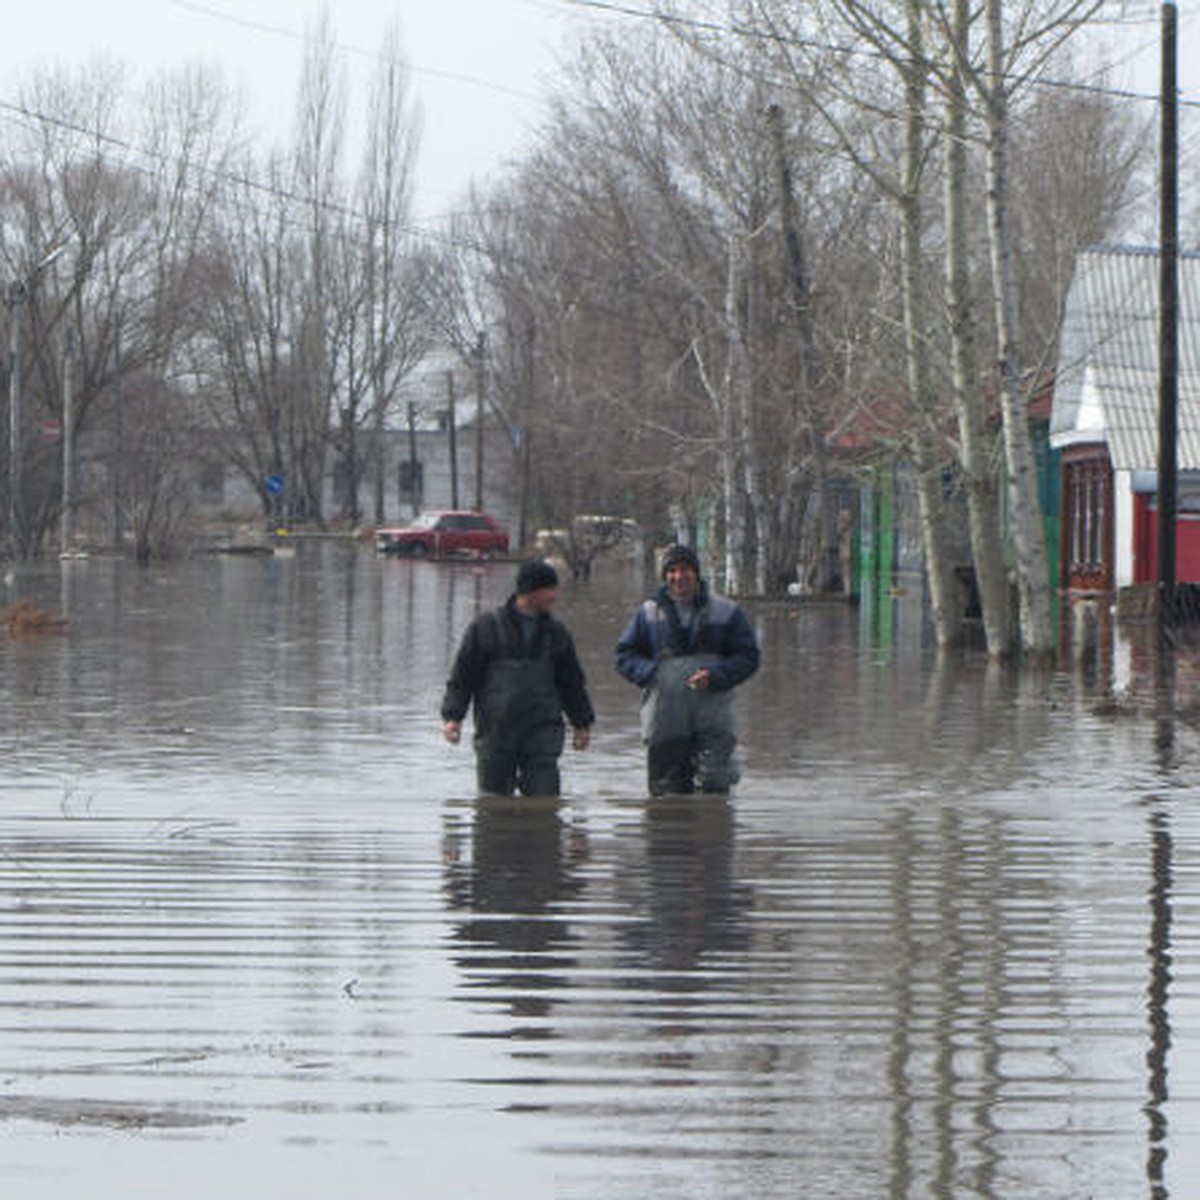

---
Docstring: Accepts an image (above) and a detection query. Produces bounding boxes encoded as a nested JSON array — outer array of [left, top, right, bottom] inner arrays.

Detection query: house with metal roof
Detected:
[[1050, 244, 1200, 592]]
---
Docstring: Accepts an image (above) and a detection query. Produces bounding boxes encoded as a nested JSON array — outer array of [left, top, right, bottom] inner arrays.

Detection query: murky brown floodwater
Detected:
[[1, 542, 1199, 1198]]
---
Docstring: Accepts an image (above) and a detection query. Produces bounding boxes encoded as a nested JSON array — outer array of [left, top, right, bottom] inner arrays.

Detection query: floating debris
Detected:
[[2, 598, 68, 637]]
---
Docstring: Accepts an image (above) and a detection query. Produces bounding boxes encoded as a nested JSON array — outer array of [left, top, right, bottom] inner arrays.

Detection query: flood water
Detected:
[[2, 542, 1200, 1199]]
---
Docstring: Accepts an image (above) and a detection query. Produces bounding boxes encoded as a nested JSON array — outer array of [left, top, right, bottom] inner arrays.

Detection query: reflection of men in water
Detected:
[[442, 558, 595, 797], [442, 798, 589, 1018], [633, 797, 750, 973], [616, 545, 759, 796]]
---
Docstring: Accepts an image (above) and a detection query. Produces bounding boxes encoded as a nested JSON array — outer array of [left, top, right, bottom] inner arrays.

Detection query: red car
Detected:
[[375, 510, 510, 558]]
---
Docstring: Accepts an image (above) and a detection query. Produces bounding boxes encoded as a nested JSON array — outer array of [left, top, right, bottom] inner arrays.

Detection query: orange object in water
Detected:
[[2, 598, 68, 636]]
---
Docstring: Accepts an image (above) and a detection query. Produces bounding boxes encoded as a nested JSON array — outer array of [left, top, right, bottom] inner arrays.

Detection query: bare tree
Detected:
[[289, 6, 345, 522], [192, 151, 299, 519], [117, 373, 204, 562], [1008, 64, 1148, 378], [357, 20, 431, 526], [942, 0, 1013, 651], [974, 0, 1104, 655], [897, 0, 960, 643], [738, 0, 1140, 649], [1, 59, 242, 557], [515, 32, 876, 593]]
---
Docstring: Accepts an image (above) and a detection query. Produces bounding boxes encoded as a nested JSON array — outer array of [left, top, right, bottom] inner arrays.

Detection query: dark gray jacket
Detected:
[[442, 596, 595, 738]]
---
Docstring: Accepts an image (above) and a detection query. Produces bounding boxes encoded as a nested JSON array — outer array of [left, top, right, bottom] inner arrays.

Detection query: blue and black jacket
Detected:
[[614, 581, 760, 691]]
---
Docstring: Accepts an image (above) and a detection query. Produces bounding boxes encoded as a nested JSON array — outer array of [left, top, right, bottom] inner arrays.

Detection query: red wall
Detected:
[[1133, 494, 1200, 583]]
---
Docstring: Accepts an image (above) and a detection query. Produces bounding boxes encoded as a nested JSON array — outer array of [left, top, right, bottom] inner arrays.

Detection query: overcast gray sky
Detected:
[[0, 1, 1194, 225], [0, 0, 598, 223]]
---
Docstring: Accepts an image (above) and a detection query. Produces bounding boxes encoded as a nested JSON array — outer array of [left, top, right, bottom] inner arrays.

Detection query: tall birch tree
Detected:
[[898, 0, 958, 644], [943, 0, 1012, 653], [744, 0, 966, 637], [291, 6, 345, 522], [968, 0, 1103, 655], [359, 20, 426, 526]]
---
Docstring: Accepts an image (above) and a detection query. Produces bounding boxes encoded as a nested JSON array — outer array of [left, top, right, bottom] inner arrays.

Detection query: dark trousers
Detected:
[[476, 724, 564, 797], [647, 730, 737, 797]]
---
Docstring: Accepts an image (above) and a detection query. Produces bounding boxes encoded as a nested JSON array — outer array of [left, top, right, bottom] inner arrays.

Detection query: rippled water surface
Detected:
[[2, 544, 1200, 1198]]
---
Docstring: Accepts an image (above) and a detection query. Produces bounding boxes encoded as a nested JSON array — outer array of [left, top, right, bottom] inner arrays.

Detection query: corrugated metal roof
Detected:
[[1052, 244, 1200, 470]]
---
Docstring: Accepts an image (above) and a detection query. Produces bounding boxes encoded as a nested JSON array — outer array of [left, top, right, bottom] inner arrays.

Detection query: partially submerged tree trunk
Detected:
[[768, 104, 840, 596], [945, 0, 1012, 656], [721, 232, 752, 596], [899, 0, 957, 645], [981, 0, 1055, 656]]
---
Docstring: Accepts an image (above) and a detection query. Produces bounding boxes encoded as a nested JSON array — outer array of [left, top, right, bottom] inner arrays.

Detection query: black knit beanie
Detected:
[[515, 558, 560, 594], [661, 544, 701, 577]]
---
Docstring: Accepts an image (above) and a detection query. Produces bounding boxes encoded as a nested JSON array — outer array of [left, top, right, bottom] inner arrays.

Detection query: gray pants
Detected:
[[475, 723, 565, 797], [475, 654, 565, 797], [642, 656, 738, 796], [647, 730, 737, 796]]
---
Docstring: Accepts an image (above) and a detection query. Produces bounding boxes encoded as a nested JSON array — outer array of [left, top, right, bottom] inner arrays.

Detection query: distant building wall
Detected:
[[63, 396, 521, 547], [174, 417, 521, 532], [378, 421, 519, 531]]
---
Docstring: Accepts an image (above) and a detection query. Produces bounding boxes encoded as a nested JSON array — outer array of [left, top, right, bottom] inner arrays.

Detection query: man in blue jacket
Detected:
[[616, 545, 759, 796]]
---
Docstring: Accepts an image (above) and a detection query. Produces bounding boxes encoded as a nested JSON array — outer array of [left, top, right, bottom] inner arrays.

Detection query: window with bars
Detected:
[[1064, 455, 1111, 587]]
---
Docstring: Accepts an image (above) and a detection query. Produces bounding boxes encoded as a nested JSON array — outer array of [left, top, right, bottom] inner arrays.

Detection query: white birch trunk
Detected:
[[722, 234, 747, 595], [899, 0, 956, 644], [983, 0, 1055, 656], [362, 21, 419, 527], [736, 232, 770, 596], [945, 0, 1013, 656]]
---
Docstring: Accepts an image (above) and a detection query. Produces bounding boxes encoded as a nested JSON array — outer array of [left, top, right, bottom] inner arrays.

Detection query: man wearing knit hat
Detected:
[[616, 544, 759, 796], [441, 558, 594, 797]]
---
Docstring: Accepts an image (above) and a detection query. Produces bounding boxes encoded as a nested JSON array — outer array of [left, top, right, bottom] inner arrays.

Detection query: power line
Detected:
[[563, 0, 1200, 110], [0, 0, 1192, 258], [163, 0, 546, 102], [0, 85, 450, 256]]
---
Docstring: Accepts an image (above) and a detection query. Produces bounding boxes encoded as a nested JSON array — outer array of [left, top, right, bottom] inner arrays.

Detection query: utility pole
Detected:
[[1157, 1, 1178, 633], [60, 331, 75, 557], [474, 331, 486, 512], [406, 401, 421, 518], [6, 243, 70, 560], [447, 369, 459, 510], [112, 310, 124, 551], [6, 280, 24, 559]]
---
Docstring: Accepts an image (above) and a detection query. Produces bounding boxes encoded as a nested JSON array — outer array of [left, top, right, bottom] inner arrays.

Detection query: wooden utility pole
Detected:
[[768, 104, 840, 594], [1157, 1, 1178, 630], [447, 370, 459, 510], [6, 281, 23, 558], [406, 401, 421, 518], [60, 332, 75, 556], [112, 312, 124, 551], [474, 331, 486, 512]]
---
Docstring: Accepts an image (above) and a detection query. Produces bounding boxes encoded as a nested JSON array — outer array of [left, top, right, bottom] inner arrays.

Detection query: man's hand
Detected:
[[572, 726, 591, 751], [443, 719, 462, 744], [687, 668, 711, 690]]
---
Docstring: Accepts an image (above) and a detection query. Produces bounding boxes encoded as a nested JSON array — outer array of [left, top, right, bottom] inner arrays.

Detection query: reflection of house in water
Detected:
[[442, 798, 589, 1018], [1057, 585, 1200, 705]]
